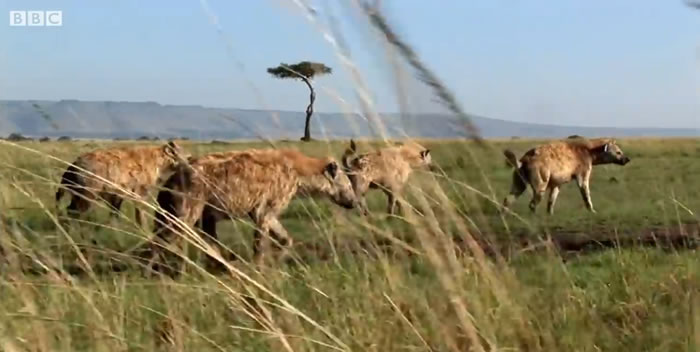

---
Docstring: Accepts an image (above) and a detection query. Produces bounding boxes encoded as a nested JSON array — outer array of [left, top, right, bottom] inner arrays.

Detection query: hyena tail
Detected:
[[55, 164, 81, 208], [503, 149, 521, 169]]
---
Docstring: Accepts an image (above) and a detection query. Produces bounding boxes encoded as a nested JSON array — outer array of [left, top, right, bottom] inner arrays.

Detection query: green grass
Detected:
[[0, 138, 697, 351]]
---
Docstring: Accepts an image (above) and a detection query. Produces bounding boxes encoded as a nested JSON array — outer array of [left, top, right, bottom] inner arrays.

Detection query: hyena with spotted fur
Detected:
[[341, 139, 432, 215], [55, 141, 191, 226], [503, 138, 631, 214], [150, 148, 357, 267]]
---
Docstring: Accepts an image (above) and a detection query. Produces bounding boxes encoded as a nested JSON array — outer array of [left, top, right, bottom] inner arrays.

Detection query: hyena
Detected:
[[55, 141, 191, 226], [502, 138, 631, 214], [150, 148, 357, 267], [341, 139, 432, 215]]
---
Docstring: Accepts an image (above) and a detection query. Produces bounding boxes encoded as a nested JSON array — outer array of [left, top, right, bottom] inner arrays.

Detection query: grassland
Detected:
[[0, 138, 697, 351]]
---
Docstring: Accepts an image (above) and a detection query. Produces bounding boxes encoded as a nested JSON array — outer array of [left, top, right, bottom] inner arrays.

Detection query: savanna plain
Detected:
[[0, 137, 697, 351]]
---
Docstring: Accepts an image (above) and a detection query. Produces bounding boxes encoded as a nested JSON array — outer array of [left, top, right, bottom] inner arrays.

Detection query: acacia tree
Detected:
[[267, 61, 332, 141]]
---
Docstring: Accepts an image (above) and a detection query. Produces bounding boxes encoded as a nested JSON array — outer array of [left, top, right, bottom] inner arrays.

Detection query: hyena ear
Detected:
[[325, 161, 339, 179], [349, 139, 357, 153], [420, 149, 431, 159], [164, 141, 178, 157]]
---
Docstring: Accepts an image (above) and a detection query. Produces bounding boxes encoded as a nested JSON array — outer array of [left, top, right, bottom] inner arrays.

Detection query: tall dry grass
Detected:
[[0, 1, 697, 351]]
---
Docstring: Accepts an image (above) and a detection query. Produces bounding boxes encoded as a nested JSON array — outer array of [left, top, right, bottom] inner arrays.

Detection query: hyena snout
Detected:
[[613, 154, 631, 165], [325, 162, 358, 210], [335, 185, 358, 209]]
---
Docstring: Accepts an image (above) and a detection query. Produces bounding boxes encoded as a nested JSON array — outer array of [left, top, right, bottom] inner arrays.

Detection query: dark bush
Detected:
[[57, 136, 72, 142], [7, 133, 32, 141], [39, 136, 51, 142]]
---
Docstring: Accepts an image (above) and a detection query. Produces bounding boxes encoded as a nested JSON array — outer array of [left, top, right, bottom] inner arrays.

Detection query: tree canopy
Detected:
[[267, 61, 332, 80]]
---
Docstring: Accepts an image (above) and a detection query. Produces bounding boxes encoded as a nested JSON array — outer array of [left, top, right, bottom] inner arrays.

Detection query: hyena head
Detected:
[[418, 149, 433, 167], [401, 141, 433, 169], [300, 160, 357, 209], [593, 140, 631, 166]]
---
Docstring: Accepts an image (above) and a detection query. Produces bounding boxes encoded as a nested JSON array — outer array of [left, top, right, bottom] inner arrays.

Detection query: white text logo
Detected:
[[9, 11, 62, 27]]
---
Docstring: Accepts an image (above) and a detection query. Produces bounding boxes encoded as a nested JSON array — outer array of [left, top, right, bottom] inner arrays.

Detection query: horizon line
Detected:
[[1, 98, 697, 131]]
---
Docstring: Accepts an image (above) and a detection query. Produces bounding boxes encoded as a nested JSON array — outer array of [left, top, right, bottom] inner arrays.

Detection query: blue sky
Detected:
[[1, 0, 698, 128]]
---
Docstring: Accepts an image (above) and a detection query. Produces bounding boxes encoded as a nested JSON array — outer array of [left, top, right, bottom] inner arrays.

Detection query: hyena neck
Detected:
[[591, 153, 616, 166], [295, 176, 324, 199], [154, 154, 181, 183], [276, 150, 329, 178], [571, 138, 610, 165], [587, 140, 612, 165]]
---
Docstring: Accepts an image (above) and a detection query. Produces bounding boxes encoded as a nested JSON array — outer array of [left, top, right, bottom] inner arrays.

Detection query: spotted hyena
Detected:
[[503, 137, 631, 214], [149, 148, 357, 268], [341, 139, 432, 215], [55, 141, 191, 226]]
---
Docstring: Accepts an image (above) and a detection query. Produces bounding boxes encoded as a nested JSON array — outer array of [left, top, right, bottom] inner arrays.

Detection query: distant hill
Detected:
[[0, 100, 697, 140]]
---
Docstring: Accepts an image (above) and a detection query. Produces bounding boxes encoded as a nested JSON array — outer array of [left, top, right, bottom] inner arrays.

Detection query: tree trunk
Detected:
[[301, 78, 315, 142]]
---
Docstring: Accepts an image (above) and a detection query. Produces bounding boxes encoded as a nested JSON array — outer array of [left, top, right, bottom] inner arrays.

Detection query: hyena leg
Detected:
[[529, 192, 543, 213], [60, 194, 91, 230], [133, 207, 146, 228], [267, 217, 293, 259], [200, 207, 232, 271], [201, 206, 234, 260], [103, 193, 123, 219], [354, 180, 371, 216], [66, 191, 92, 221], [547, 186, 560, 215], [529, 173, 549, 213], [133, 189, 150, 228], [250, 212, 271, 265], [147, 200, 203, 275], [383, 188, 404, 216], [385, 190, 398, 215], [200, 206, 219, 243], [576, 172, 596, 213], [358, 196, 370, 216], [252, 215, 291, 265], [252, 227, 269, 265], [503, 170, 527, 208]]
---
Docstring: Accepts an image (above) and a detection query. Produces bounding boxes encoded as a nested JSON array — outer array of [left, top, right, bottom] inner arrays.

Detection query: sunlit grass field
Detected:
[[0, 138, 697, 351]]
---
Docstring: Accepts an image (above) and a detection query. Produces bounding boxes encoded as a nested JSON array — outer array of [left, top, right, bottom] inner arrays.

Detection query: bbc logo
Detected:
[[9, 11, 62, 27]]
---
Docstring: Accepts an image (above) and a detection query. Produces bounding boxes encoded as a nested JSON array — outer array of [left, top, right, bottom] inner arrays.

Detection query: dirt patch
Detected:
[[4, 224, 698, 278], [471, 223, 700, 261]]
